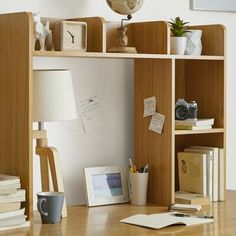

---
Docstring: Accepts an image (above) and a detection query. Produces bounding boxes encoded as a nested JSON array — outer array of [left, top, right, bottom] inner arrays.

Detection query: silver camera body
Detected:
[[175, 99, 198, 120]]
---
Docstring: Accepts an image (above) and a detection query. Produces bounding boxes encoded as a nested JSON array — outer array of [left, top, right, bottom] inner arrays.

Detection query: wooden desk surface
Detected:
[[1, 191, 236, 236]]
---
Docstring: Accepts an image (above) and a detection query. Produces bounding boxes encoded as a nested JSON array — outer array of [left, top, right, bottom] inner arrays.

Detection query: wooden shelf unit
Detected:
[[0, 12, 226, 220]]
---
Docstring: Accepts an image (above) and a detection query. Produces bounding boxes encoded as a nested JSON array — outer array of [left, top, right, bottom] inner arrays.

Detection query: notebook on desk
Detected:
[[120, 212, 213, 230]]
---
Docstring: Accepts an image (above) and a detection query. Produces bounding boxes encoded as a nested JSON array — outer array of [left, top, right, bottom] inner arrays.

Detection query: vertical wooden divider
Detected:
[[134, 59, 174, 206], [0, 12, 33, 220]]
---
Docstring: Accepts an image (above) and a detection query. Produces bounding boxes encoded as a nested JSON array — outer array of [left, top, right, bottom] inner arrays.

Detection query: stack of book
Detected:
[[178, 146, 225, 202], [175, 118, 214, 130], [0, 174, 29, 231], [175, 191, 210, 206]]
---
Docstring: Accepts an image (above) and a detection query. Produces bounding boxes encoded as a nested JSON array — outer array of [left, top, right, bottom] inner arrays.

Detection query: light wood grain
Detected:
[[129, 21, 170, 54], [2, 191, 235, 236], [0, 12, 33, 220], [67, 17, 106, 52], [187, 24, 226, 56], [41, 17, 106, 53], [175, 128, 225, 135], [32, 130, 47, 139], [134, 59, 174, 206], [0, 12, 226, 224], [185, 60, 225, 128], [33, 50, 225, 60], [36, 146, 67, 218]]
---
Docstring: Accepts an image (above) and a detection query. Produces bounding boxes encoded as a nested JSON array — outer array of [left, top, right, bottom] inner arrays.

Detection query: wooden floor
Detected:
[[2, 191, 236, 236]]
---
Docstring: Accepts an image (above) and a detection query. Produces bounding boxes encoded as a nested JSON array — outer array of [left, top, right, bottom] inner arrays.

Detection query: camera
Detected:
[[175, 99, 198, 120]]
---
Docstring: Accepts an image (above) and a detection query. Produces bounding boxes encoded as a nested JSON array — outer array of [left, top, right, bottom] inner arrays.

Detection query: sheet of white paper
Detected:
[[143, 97, 156, 117], [79, 93, 104, 133], [149, 113, 165, 134], [121, 212, 213, 229]]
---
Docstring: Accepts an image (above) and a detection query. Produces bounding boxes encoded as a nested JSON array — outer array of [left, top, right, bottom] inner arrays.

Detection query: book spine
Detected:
[[207, 156, 213, 202], [203, 156, 207, 196], [219, 149, 225, 201], [212, 149, 219, 202]]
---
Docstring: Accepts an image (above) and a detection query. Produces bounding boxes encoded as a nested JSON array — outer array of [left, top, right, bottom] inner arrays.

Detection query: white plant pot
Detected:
[[184, 30, 202, 55], [171, 37, 187, 55]]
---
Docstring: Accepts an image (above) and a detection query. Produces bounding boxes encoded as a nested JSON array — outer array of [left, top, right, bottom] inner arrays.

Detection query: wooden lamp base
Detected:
[[108, 46, 137, 53], [33, 130, 67, 218]]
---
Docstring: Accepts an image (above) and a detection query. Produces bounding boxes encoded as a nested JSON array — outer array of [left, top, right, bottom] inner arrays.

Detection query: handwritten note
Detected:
[[149, 113, 165, 134], [143, 97, 156, 117], [79, 93, 104, 133]]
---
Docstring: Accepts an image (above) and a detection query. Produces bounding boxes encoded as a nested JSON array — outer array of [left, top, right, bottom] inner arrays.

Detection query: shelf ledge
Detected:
[[33, 51, 225, 61], [175, 128, 225, 135]]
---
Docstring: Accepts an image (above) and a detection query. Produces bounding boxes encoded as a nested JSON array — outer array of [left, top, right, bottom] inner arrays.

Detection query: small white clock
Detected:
[[55, 21, 87, 51]]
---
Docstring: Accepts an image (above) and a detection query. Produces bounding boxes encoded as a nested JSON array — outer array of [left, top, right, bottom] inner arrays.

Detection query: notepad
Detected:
[[120, 212, 213, 229]]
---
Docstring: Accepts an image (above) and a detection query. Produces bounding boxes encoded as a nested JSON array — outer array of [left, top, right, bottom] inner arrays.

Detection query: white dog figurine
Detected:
[[33, 12, 54, 51]]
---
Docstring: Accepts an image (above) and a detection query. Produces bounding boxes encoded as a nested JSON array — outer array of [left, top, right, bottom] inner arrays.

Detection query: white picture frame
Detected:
[[191, 0, 236, 13], [84, 166, 129, 206]]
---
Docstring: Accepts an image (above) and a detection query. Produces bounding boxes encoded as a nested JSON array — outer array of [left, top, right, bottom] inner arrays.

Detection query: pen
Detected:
[[128, 157, 133, 168], [172, 213, 214, 219], [128, 157, 134, 173], [129, 167, 133, 173], [143, 164, 149, 173]]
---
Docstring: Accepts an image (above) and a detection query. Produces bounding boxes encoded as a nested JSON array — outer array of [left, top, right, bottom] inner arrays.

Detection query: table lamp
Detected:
[[33, 69, 77, 218]]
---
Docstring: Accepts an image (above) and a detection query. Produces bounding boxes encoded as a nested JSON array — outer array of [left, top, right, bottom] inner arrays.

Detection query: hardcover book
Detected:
[[175, 119, 214, 127], [0, 189, 25, 203], [178, 152, 207, 195], [0, 175, 20, 186], [190, 146, 219, 201], [184, 148, 213, 201], [175, 125, 212, 130], [175, 192, 210, 206]]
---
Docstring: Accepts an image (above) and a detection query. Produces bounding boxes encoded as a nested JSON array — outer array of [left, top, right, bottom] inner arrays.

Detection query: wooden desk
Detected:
[[2, 191, 236, 236]]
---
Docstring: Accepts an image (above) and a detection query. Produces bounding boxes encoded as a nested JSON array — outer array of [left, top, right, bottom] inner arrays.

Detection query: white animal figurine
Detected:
[[32, 12, 54, 51]]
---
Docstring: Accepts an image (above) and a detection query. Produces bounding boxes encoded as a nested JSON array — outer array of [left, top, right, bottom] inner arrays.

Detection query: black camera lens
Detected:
[[175, 105, 189, 120]]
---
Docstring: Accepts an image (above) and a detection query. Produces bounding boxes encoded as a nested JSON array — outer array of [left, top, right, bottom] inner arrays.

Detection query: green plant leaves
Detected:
[[169, 17, 189, 37]]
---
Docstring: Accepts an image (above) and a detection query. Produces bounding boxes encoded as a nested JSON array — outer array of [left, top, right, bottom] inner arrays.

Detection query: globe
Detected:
[[106, 0, 144, 15]]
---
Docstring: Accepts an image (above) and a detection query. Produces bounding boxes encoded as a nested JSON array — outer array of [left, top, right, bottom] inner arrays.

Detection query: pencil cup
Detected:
[[129, 172, 148, 205]]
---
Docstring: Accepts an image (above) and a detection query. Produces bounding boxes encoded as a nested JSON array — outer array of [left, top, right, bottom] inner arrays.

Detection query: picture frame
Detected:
[[84, 166, 129, 206], [191, 0, 236, 13]]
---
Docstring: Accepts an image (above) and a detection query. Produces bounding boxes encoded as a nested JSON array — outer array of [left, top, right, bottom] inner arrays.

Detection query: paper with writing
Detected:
[[143, 97, 156, 117], [79, 94, 104, 133], [149, 113, 165, 134]]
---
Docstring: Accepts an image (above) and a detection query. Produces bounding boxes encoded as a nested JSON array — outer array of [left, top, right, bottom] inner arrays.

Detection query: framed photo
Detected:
[[84, 166, 129, 206], [191, 0, 236, 13]]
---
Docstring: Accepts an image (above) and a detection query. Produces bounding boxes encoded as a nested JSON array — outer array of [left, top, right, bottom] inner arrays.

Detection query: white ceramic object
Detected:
[[171, 37, 187, 55], [129, 172, 148, 205], [184, 30, 202, 55]]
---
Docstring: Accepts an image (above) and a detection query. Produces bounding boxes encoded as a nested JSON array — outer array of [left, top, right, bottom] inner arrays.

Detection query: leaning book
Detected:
[[178, 152, 207, 195]]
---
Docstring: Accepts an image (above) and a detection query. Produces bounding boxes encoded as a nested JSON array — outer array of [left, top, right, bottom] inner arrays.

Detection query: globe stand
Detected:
[[108, 15, 137, 53]]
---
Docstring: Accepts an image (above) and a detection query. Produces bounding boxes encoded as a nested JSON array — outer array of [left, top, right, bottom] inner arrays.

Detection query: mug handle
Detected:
[[37, 198, 48, 216]]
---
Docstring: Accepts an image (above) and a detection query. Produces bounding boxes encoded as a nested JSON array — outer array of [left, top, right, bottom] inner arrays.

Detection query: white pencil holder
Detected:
[[129, 172, 148, 205]]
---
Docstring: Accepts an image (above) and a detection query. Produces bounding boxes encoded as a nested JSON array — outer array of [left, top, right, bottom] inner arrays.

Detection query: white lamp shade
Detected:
[[33, 69, 78, 122]]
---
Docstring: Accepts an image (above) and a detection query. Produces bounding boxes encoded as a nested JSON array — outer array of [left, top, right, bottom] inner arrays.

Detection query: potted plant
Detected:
[[169, 17, 189, 55]]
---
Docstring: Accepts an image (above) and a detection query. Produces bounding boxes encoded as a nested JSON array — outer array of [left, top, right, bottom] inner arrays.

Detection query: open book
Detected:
[[120, 212, 213, 229]]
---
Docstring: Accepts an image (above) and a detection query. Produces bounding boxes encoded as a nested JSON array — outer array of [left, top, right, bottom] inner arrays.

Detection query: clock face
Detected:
[[62, 22, 87, 51]]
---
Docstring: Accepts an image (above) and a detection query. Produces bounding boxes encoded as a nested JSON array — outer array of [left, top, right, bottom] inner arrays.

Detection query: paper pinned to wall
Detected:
[[149, 113, 165, 134], [79, 93, 104, 133], [143, 97, 156, 117]]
